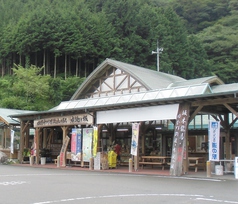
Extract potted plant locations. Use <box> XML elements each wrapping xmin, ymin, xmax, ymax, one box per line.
<box><xmin>23</xmin><ymin>148</ymin><xmax>30</xmax><ymax>162</ymax></box>
<box><xmin>40</xmin><ymin>148</ymin><xmax>51</xmax><ymax>165</ymax></box>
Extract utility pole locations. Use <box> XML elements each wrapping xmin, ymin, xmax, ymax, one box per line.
<box><xmin>152</xmin><ymin>40</ymin><xmax>163</xmax><ymax>71</ymax></box>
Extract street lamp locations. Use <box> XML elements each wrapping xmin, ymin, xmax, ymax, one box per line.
<box><xmin>152</xmin><ymin>40</ymin><xmax>163</xmax><ymax>72</ymax></box>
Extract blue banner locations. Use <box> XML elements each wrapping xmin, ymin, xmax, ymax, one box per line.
<box><xmin>71</xmin><ymin>128</ymin><xmax>82</xmax><ymax>161</ymax></box>
<box><xmin>209</xmin><ymin>121</ymin><xmax>220</xmax><ymax>161</ymax></box>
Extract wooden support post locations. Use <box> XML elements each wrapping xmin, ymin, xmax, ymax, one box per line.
<box><xmin>98</xmin><ymin>124</ymin><xmax>102</xmax><ymax>152</ymax></box>
<box><xmin>60</xmin><ymin>126</ymin><xmax>69</xmax><ymax>167</ymax></box>
<box><xmin>35</xmin><ymin>128</ymin><xmax>40</xmax><ymax>164</ymax></box>
<box><xmin>183</xmin><ymin>130</ymin><xmax>189</xmax><ymax>174</ymax></box>
<box><xmin>19</xmin><ymin>121</ymin><xmax>25</xmax><ymax>163</ymax></box>
<box><xmin>25</xmin><ymin>126</ymin><xmax>29</xmax><ymax>148</ymax></box>
<box><xmin>170</xmin><ymin>103</ymin><xmax>190</xmax><ymax>177</ymax></box>
<box><xmin>43</xmin><ymin>128</ymin><xmax>47</xmax><ymax>149</ymax></box>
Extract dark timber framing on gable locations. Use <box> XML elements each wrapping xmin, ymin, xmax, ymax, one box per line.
<box><xmin>75</xmin><ymin>66</ymin><xmax>148</xmax><ymax>99</ymax></box>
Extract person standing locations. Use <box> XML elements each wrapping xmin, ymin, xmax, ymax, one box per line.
<box><xmin>114</xmin><ymin>142</ymin><xmax>121</xmax><ymax>164</ymax></box>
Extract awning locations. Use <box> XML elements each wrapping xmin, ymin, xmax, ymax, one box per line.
<box><xmin>96</xmin><ymin>104</ymin><xmax>179</xmax><ymax>124</ymax></box>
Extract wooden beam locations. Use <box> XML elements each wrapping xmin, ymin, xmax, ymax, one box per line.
<box><xmin>22</xmin><ymin>121</ymin><xmax>30</xmax><ymax>133</ymax></box>
<box><xmin>223</xmin><ymin>103</ymin><xmax>238</xmax><ymax>117</ymax></box>
<box><xmin>211</xmin><ymin>115</ymin><xmax>219</xmax><ymax>121</ymax></box>
<box><xmin>189</xmin><ymin>105</ymin><xmax>203</xmax><ymax>123</ymax></box>
<box><xmin>192</xmin><ymin>97</ymin><xmax>238</xmax><ymax>106</ymax></box>
<box><xmin>229</xmin><ymin>117</ymin><xmax>238</xmax><ymax>129</ymax></box>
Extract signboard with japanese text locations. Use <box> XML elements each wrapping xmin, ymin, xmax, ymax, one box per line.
<box><xmin>170</xmin><ymin>103</ymin><xmax>190</xmax><ymax>176</ymax></box>
<box><xmin>208</xmin><ymin>121</ymin><xmax>220</xmax><ymax>161</ymax></box>
<box><xmin>71</xmin><ymin>128</ymin><xmax>82</xmax><ymax>161</ymax></box>
<box><xmin>131</xmin><ymin>123</ymin><xmax>140</xmax><ymax>156</ymax></box>
<box><xmin>34</xmin><ymin>114</ymin><xmax>93</xmax><ymax>127</ymax></box>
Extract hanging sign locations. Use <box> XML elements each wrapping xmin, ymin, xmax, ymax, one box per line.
<box><xmin>208</xmin><ymin>121</ymin><xmax>220</xmax><ymax>161</ymax></box>
<box><xmin>93</xmin><ymin>126</ymin><xmax>98</xmax><ymax>157</ymax></box>
<box><xmin>71</xmin><ymin>128</ymin><xmax>82</xmax><ymax>161</ymax></box>
<box><xmin>82</xmin><ymin>128</ymin><xmax>93</xmax><ymax>162</ymax></box>
<box><xmin>131</xmin><ymin>123</ymin><xmax>140</xmax><ymax>156</ymax></box>
<box><xmin>34</xmin><ymin>114</ymin><xmax>93</xmax><ymax>127</ymax></box>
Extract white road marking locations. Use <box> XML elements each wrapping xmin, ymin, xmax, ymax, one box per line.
<box><xmin>196</xmin><ymin>197</ymin><xmax>238</xmax><ymax>203</ymax></box>
<box><xmin>32</xmin><ymin>194</ymin><xmax>238</xmax><ymax>204</ymax></box>
<box><xmin>0</xmin><ymin>173</ymin><xmax>223</xmax><ymax>182</ymax></box>
<box><xmin>0</xmin><ymin>181</ymin><xmax>27</xmax><ymax>186</ymax></box>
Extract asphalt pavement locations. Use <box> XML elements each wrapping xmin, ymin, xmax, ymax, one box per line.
<box><xmin>11</xmin><ymin>162</ymin><xmax>237</xmax><ymax>181</ymax></box>
<box><xmin>1</xmin><ymin>163</ymin><xmax>238</xmax><ymax>204</ymax></box>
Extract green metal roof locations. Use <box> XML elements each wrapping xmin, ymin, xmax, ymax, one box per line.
<box><xmin>71</xmin><ymin>59</ymin><xmax>225</xmax><ymax>100</ymax></box>
<box><xmin>71</xmin><ymin>58</ymin><xmax>187</xmax><ymax>100</ymax></box>
<box><xmin>7</xmin><ymin>59</ymin><xmax>238</xmax><ymax>118</ymax></box>
<box><xmin>57</xmin><ymin>83</ymin><xmax>212</xmax><ymax>111</ymax></box>
<box><xmin>0</xmin><ymin>108</ymin><xmax>36</xmax><ymax>125</ymax></box>
<box><xmin>169</xmin><ymin>76</ymin><xmax>224</xmax><ymax>88</ymax></box>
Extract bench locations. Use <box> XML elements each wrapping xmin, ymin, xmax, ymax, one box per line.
<box><xmin>139</xmin><ymin>162</ymin><xmax>166</xmax><ymax>170</ymax></box>
<box><xmin>188</xmin><ymin>157</ymin><xmax>205</xmax><ymax>172</ymax></box>
<box><xmin>139</xmin><ymin>156</ymin><xmax>170</xmax><ymax>170</ymax></box>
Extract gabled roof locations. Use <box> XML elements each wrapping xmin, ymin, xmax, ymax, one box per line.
<box><xmin>0</xmin><ymin>108</ymin><xmax>36</xmax><ymax>125</ymax></box>
<box><xmin>169</xmin><ymin>76</ymin><xmax>224</xmax><ymax>88</ymax></box>
<box><xmin>8</xmin><ymin>59</ymin><xmax>238</xmax><ymax>119</ymax></box>
<box><xmin>71</xmin><ymin>58</ymin><xmax>186</xmax><ymax>100</ymax></box>
<box><xmin>211</xmin><ymin>83</ymin><xmax>238</xmax><ymax>93</ymax></box>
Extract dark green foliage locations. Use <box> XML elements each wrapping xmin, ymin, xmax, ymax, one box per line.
<box><xmin>0</xmin><ymin>66</ymin><xmax>84</xmax><ymax>110</ymax></box>
<box><xmin>61</xmin><ymin>76</ymin><xmax>86</xmax><ymax>101</ymax></box>
<box><xmin>0</xmin><ymin>0</ymin><xmax>237</xmax><ymax>96</ymax></box>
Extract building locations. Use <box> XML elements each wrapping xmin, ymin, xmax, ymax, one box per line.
<box><xmin>9</xmin><ymin>59</ymin><xmax>238</xmax><ymax>175</ymax></box>
<box><xmin>0</xmin><ymin>108</ymin><xmax>36</xmax><ymax>159</ymax></box>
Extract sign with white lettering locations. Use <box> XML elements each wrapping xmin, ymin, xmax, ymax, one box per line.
<box><xmin>208</xmin><ymin>121</ymin><xmax>220</xmax><ymax>161</ymax></box>
<box><xmin>34</xmin><ymin>114</ymin><xmax>93</xmax><ymax>127</ymax></box>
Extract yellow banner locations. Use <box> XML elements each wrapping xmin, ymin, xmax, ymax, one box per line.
<box><xmin>93</xmin><ymin>126</ymin><xmax>98</xmax><ymax>157</ymax></box>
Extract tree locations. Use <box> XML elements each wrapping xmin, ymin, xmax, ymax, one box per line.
<box><xmin>11</xmin><ymin>64</ymin><xmax>51</xmax><ymax>110</ymax></box>
<box><xmin>173</xmin><ymin>0</ymin><xmax>230</xmax><ymax>34</ymax></box>
<box><xmin>197</xmin><ymin>19</ymin><xmax>238</xmax><ymax>83</ymax></box>
<box><xmin>159</xmin><ymin>7</ymin><xmax>190</xmax><ymax>78</ymax></box>
<box><xmin>186</xmin><ymin>35</ymin><xmax>211</xmax><ymax>78</ymax></box>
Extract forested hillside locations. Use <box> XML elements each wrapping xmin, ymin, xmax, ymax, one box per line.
<box><xmin>0</xmin><ymin>0</ymin><xmax>237</xmax><ymax>110</ymax></box>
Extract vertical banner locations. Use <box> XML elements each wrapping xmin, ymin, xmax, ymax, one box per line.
<box><xmin>208</xmin><ymin>121</ymin><xmax>220</xmax><ymax>161</ymax></box>
<box><xmin>10</xmin><ymin>130</ymin><xmax>15</xmax><ymax>154</ymax></box>
<box><xmin>93</xmin><ymin>126</ymin><xmax>98</xmax><ymax>157</ymax></box>
<box><xmin>82</xmin><ymin>128</ymin><xmax>93</xmax><ymax>162</ymax></box>
<box><xmin>131</xmin><ymin>123</ymin><xmax>139</xmax><ymax>156</ymax></box>
<box><xmin>71</xmin><ymin>128</ymin><xmax>82</xmax><ymax>161</ymax></box>
<box><xmin>170</xmin><ymin>103</ymin><xmax>190</xmax><ymax>176</ymax></box>
<box><xmin>60</xmin><ymin>136</ymin><xmax>70</xmax><ymax>166</ymax></box>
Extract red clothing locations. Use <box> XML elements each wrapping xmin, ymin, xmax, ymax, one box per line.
<box><xmin>114</xmin><ymin>144</ymin><xmax>121</xmax><ymax>155</ymax></box>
